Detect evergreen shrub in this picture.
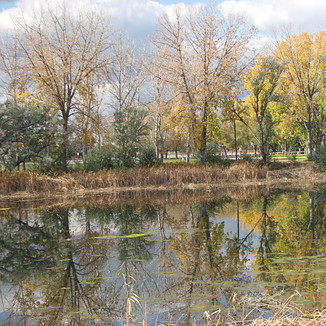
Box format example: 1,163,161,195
85,147,113,171
312,146,326,172
204,149,230,167
138,146,157,167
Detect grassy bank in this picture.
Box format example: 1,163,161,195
0,161,325,198
0,161,267,195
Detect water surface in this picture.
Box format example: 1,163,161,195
0,186,325,325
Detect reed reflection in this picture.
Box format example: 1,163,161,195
0,187,325,324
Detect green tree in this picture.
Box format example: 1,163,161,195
0,101,59,171
112,106,149,167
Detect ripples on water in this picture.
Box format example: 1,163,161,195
0,186,325,325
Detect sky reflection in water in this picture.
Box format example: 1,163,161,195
0,186,325,325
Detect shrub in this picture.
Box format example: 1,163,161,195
112,146,136,168
204,151,230,167
138,146,157,167
85,147,113,171
241,153,253,162
312,145,326,172
32,154,62,176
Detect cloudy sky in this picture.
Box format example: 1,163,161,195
0,0,325,40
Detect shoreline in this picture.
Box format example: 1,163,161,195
0,161,325,205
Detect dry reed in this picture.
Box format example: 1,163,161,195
209,291,326,326
0,162,267,196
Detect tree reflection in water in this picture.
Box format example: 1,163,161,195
0,187,325,324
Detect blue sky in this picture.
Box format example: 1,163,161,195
0,1,15,10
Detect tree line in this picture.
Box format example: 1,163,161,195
0,2,325,172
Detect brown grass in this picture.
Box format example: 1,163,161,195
208,292,326,326
0,162,267,195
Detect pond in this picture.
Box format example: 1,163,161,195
0,186,325,325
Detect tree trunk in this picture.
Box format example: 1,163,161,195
223,146,228,157
175,147,178,159
198,148,206,165
61,116,69,172
260,142,269,165
234,118,238,161
186,132,191,163
155,145,160,161
304,121,313,157
198,108,208,166
82,143,87,168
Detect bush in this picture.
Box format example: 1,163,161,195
312,145,326,172
241,153,253,162
112,146,136,168
85,147,113,171
204,150,230,167
138,146,157,167
31,153,62,176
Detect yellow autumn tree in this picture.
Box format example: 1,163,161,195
274,31,326,157
150,4,254,164
235,55,284,164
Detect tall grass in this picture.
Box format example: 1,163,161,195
0,162,267,195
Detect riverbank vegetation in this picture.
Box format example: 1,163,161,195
0,1,325,173
0,160,325,198
0,160,267,195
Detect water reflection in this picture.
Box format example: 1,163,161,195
0,187,325,325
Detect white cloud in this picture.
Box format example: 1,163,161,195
0,5,18,31
0,0,166,42
219,0,326,33
0,0,325,42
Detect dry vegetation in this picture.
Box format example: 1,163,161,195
204,292,326,326
0,163,325,325
0,161,325,199
0,162,267,196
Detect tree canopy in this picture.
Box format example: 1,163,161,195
0,1,325,170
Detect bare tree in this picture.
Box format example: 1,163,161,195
74,76,107,163
146,78,170,160
0,35,30,104
11,1,111,171
150,4,254,164
106,33,145,112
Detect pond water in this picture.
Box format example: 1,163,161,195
0,186,325,325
